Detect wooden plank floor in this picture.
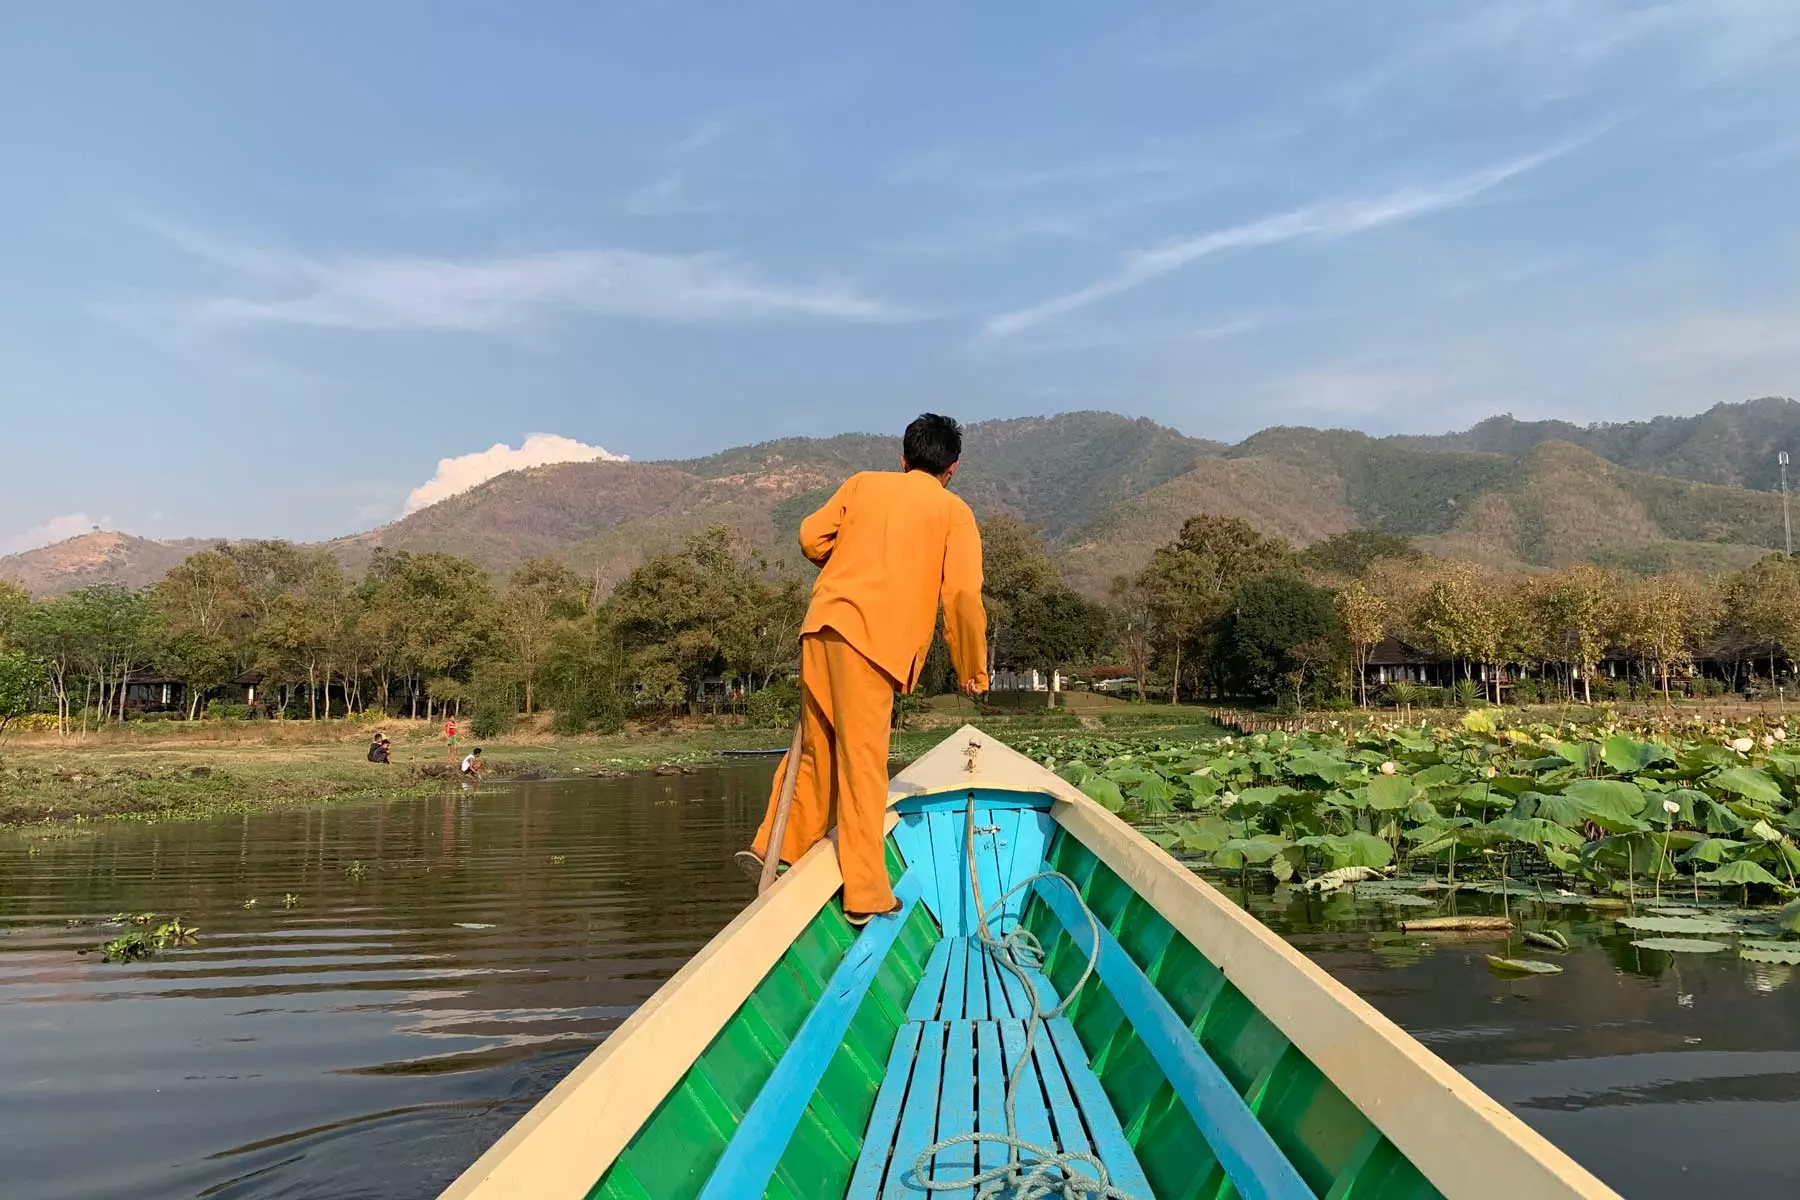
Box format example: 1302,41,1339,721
848,936,1155,1199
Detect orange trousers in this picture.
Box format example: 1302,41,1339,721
751,628,897,914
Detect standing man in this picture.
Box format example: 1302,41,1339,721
741,414,988,924
444,716,459,763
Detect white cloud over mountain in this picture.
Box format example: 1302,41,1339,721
2,513,112,555
402,435,628,516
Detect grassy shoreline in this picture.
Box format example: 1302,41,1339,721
0,699,1226,832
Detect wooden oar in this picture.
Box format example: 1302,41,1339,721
758,717,805,895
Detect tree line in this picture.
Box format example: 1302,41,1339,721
3,512,1798,734
0,529,808,735
1108,517,1800,709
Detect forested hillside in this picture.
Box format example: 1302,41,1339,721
5,400,1796,598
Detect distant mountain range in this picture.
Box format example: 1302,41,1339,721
7,398,1799,598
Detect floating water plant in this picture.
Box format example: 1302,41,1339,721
1023,718,1800,912
1488,956,1563,975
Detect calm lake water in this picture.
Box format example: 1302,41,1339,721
1,767,1796,1198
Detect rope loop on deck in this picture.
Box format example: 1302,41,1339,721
908,798,1148,1200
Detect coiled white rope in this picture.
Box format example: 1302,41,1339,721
907,796,1149,1200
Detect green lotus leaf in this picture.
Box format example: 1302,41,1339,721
1695,860,1784,888
1630,937,1730,953
1603,735,1671,775
1709,766,1785,808
1365,774,1420,811
1487,956,1562,975
1680,838,1746,864
1617,915,1741,934
1739,941,1800,964
1562,779,1648,821
1079,775,1124,812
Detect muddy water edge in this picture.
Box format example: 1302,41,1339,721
3,767,1798,1198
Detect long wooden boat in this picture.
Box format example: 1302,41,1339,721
442,725,1621,1200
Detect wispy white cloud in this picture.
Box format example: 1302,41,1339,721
3,513,112,555
150,224,907,332
983,144,1573,339
623,173,723,217
892,147,1185,195
669,113,737,158
381,165,520,216
403,434,629,516
971,314,1273,360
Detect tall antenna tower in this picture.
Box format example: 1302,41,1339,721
1783,451,1793,557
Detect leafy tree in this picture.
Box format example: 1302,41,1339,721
17,598,88,733
541,615,630,734
1335,581,1390,707
504,558,587,714
1616,572,1720,698
1528,564,1616,703
357,551,499,717
1137,515,1291,703
1007,587,1112,706
1297,530,1421,579
0,650,45,737
1414,563,1507,700
0,581,30,650
1718,554,1800,685
1212,574,1347,708
154,549,252,719
468,657,521,738
721,569,808,689
979,514,1060,681
65,586,155,727
1107,573,1153,702
257,554,347,719
611,526,787,710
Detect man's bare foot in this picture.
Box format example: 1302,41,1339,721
846,900,904,927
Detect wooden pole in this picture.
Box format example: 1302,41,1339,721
758,717,806,895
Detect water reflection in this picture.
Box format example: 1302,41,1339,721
0,769,769,1200
1239,880,1800,1196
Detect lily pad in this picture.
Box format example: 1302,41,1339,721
1079,776,1125,812
1617,915,1742,935
1710,766,1786,808
1694,860,1784,888
1630,937,1730,953
1739,941,1800,964
1487,956,1563,975
1372,893,1438,907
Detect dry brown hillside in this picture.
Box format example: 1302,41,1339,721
4,404,1794,596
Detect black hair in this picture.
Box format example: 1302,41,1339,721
902,413,962,477
472,747,482,755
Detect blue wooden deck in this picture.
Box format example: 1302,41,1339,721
864,792,1316,1200
848,934,1156,1199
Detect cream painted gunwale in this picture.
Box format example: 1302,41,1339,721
441,726,1621,1200
438,812,896,1200
899,726,1620,1200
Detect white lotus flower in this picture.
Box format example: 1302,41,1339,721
1765,735,1778,749
1775,728,1788,741
1663,799,1681,815
1221,791,1238,808
1484,766,1498,779
1379,761,1397,776
1732,736,1755,753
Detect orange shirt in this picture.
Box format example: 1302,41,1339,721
798,470,988,694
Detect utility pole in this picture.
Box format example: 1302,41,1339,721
1783,452,1794,557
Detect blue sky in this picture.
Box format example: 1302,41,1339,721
5,1,1800,551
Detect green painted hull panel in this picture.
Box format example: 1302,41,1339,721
589,841,934,1200
588,817,1450,1199
1025,827,1443,1200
